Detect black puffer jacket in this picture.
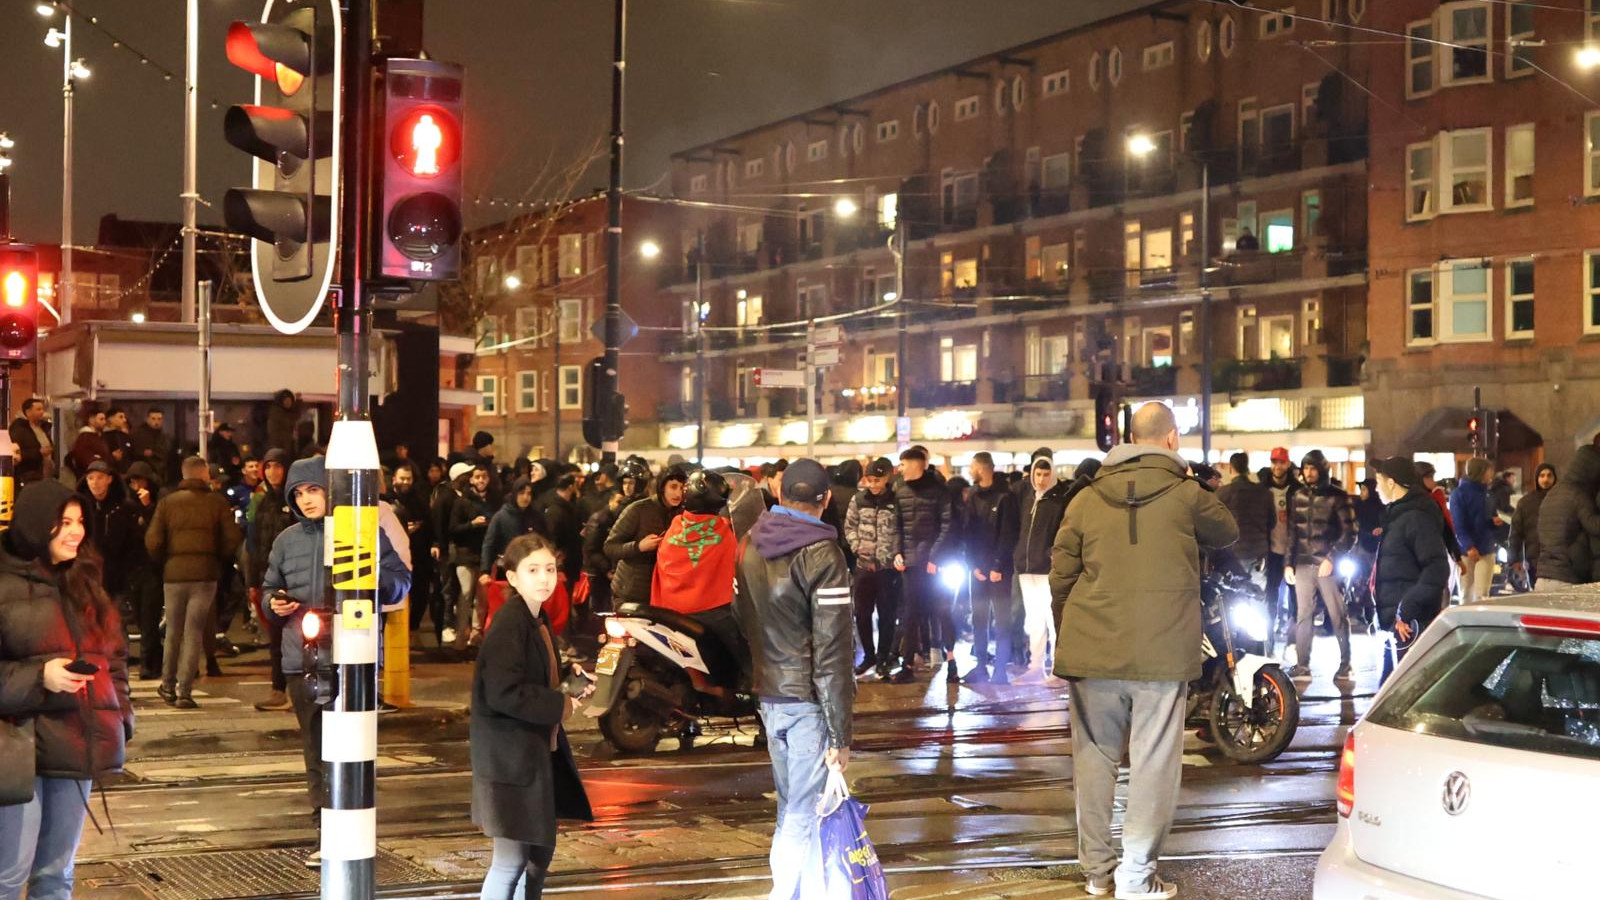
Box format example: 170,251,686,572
1217,476,1277,562
965,480,1020,575
582,500,624,577
0,481,133,779
604,486,683,604
1537,446,1600,585
1014,477,1071,575
1374,489,1451,631
1288,452,1359,567
734,507,853,748
448,483,493,565
894,471,952,568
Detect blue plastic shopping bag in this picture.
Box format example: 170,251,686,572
817,769,890,900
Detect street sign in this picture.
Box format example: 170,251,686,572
590,307,639,347
753,367,806,388
811,346,841,367
812,324,843,346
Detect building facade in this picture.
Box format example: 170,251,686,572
1366,0,1599,475
640,0,1373,471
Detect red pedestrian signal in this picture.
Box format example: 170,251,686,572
377,59,464,282
0,245,39,362
1094,386,1118,453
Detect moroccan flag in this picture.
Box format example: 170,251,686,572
651,510,737,615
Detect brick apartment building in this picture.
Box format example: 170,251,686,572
1365,0,1600,475
631,0,1373,471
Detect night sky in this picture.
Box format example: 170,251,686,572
0,0,1146,247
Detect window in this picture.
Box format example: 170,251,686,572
1507,257,1535,338
680,366,695,406
1220,16,1238,56
1591,0,1600,42
1197,21,1213,62
477,375,499,415
745,157,765,178
558,233,584,277
1259,7,1296,37
738,221,763,255
1088,52,1104,90
1442,128,1492,212
799,283,827,315
876,192,898,229
1322,0,1347,21
1179,310,1195,355
1041,243,1070,283
1124,221,1142,288
1587,252,1600,334
1143,228,1173,271
1352,0,1366,22
1237,305,1259,356
1302,82,1320,128
1238,98,1259,162
1108,47,1124,86
558,365,582,410
1303,298,1323,345
1587,112,1600,197
689,174,708,193
1043,70,1070,97
1262,103,1295,155
1408,269,1435,344
876,119,900,143
1407,20,1436,98
1180,111,1195,151
838,125,851,159
1506,123,1535,208
1441,2,1491,85
952,258,978,291
1180,211,1195,257
1262,209,1295,253
1508,2,1535,77
514,306,541,343
913,104,925,138
1042,152,1071,189
736,294,762,328
1302,191,1321,241
1440,259,1491,342
1143,41,1174,71
955,95,980,121
928,101,941,134
1012,75,1026,109
853,122,865,154
558,298,584,342
784,141,797,173
517,371,538,412
1407,141,1436,220
941,170,978,226
476,315,499,351
994,79,1010,116
807,139,828,163
939,337,978,383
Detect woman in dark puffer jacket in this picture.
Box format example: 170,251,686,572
0,480,133,900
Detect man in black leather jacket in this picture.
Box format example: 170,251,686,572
733,458,853,900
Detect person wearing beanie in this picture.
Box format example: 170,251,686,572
466,431,497,468
1449,457,1498,604
1285,449,1358,681
1508,463,1556,588
1371,457,1450,681
0,480,134,899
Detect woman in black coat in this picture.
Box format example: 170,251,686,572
0,480,134,900
471,533,592,899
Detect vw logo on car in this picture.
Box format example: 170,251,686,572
1441,771,1470,817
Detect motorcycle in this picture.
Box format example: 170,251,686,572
1189,570,1300,763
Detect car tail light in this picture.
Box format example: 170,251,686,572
1336,732,1356,818
1517,614,1600,638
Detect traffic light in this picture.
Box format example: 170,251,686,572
222,0,341,334
0,245,39,363
1468,409,1482,455
1094,385,1118,453
377,59,464,282
582,357,627,448
299,604,336,705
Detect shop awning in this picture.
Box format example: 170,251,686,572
1401,406,1542,455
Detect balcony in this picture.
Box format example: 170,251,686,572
941,205,979,233
835,387,899,414
1128,365,1177,397
1326,354,1364,388
1030,188,1071,218
1215,358,1304,394
994,374,1072,404
656,401,694,423
911,380,977,408
1210,249,1309,287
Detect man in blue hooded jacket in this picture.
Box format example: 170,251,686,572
263,456,410,867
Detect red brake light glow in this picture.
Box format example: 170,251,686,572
1517,614,1600,638
2,271,27,309
1336,732,1356,818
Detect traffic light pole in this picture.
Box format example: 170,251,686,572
322,2,381,898
600,0,627,463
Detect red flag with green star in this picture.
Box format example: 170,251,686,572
650,510,737,615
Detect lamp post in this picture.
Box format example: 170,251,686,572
40,3,86,324
1129,133,1212,459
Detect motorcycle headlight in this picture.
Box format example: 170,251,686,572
1497,547,1508,563
603,617,628,640
938,563,966,592
1336,557,1358,580
1230,602,1270,644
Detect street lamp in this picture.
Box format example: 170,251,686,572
833,196,859,219
1128,131,1213,459
39,3,81,324
503,273,523,291
639,239,661,259
1579,45,1600,69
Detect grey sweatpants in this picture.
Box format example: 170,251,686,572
161,580,217,698
1292,563,1350,671
1067,678,1186,893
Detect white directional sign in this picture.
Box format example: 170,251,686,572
753,367,806,388
812,346,841,367
812,325,843,346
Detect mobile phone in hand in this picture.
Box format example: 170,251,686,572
65,659,99,676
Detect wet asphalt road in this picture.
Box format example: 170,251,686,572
75,634,1380,899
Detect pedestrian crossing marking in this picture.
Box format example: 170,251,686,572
331,505,379,590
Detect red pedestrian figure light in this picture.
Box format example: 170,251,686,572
411,113,442,177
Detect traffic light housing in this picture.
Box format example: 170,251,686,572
0,245,39,363
222,0,341,334
1094,386,1118,453
299,603,336,705
1468,409,1483,455
582,357,627,448
377,59,464,282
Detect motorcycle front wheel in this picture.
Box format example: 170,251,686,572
1208,666,1299,764
598,673,665,754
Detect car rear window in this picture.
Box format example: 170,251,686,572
1367,625,1600,761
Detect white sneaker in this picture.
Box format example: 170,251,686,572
1116,875,1177,899
441,627,457,646
305,851,321,869
1086,873,1114,896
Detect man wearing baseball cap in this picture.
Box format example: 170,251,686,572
734,458,854,900
1371,457,1450,681
1263,447,1299,638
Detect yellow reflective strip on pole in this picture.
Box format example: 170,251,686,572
331,505,379,590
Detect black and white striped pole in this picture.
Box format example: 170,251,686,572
323,1,378,896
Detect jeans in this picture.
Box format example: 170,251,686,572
970,575,1014,676
0,777,91,900
759,701,830,900
479,839,554,900
1292,563,1350,671
453,561,482,647
162,580,217,697
1067,679,1186,894
286,676,325,813
852,568,899,666
1460,554,1495,604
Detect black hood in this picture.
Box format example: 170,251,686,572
833,459,862,486
1535,462,1558,493
5,480,82,562
1568,446,1600,491
502,476,533,512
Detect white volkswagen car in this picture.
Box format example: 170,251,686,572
1315,593,1600,899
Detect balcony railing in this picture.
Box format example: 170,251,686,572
994,374,1072,404
1326,354,1364,388
1215,357,1304,393
911,380,978,407
1128,365,1177,396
